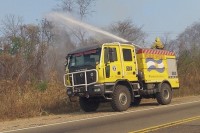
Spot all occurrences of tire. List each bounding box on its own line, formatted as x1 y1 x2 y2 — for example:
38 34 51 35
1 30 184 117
111 85 131 112
156 83 172 105
79 97 100 112
131 97 141 106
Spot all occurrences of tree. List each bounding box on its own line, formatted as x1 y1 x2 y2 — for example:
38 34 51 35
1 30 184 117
59 0 74 13
76 0 95 20
0 15 54 83
57 0 96 46
109 19 146 45
172 22 200 95
59 0 95 19
1 14 23 38
160 33 178 52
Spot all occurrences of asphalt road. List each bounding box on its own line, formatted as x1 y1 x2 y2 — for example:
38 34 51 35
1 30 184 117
1 100 200 133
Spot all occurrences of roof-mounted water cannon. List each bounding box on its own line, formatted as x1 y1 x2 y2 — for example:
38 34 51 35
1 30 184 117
151 37 164 50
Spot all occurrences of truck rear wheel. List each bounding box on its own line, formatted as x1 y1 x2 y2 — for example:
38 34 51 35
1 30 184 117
156 83 172 105
79 97 100 112
111 85 131 112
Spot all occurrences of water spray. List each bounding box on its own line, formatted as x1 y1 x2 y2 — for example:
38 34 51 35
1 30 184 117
47 12 141 48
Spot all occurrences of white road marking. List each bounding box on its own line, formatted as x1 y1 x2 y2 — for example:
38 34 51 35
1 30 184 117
1 100 200 133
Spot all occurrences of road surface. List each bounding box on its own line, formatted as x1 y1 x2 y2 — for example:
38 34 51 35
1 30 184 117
1 97 200 133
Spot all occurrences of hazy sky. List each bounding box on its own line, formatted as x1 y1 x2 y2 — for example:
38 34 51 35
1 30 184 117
0 0 200 43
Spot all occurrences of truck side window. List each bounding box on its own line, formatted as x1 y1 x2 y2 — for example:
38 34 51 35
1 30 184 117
104 48 109 63
104 47 118 62
111 48 117 61
123 49 132 61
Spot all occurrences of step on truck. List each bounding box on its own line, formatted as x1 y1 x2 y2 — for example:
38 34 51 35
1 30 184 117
64 42 179 112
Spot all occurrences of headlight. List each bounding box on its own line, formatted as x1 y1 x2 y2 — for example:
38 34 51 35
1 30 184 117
90 72 94 77
94 88 101 92
67 89 72 95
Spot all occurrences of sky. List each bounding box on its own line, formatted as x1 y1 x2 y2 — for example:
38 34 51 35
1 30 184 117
0 0 200 44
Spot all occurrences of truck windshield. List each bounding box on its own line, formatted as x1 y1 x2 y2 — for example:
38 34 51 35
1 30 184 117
69 49 101 67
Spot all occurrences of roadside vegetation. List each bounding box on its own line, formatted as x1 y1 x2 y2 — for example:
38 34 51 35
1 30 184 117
163 22 200 97
0 0 200 120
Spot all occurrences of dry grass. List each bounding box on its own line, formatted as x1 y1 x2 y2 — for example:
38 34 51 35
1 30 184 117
0 70 199 121
173 67 200 97
0 72 79 121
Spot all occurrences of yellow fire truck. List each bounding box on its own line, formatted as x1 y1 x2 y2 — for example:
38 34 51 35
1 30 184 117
64 42 179 112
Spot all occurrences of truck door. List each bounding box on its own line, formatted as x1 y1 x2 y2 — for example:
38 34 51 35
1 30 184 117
103 46 122 82
121 46 138 81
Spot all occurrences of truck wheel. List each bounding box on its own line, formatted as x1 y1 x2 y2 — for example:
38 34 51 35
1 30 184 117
131 97 141 106
156 83 172 105
111 85 131 112
79 97 100 112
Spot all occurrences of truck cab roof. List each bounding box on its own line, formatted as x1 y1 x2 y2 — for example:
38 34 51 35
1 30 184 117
67 42 139 55
68 44 102 55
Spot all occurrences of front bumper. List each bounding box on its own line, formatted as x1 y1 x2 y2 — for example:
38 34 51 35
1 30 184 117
66 84 105 97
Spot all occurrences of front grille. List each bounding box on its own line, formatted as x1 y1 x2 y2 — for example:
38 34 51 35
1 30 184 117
73 72 85 85
68 70 97 86
86 71 97 84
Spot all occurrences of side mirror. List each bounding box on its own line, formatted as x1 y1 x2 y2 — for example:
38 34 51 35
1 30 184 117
65 55 71 67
